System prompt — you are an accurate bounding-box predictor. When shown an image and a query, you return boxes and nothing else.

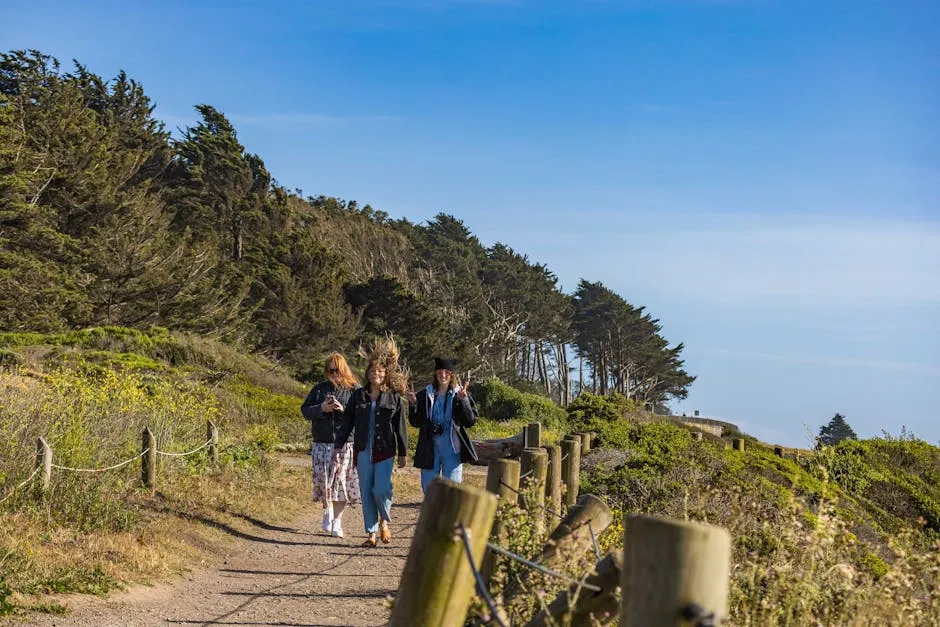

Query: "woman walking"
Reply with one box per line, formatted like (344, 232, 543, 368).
(335, 337, 408, 547)
(301, 353, 360, 538)
(407, 356, 479, 493)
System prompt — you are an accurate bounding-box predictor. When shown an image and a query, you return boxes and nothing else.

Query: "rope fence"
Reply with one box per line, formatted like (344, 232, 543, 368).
(51, 448, 151, 473)
(0, 466, 40, 505)
(156, 439, 213, 458)
(0, 420, 220, 503)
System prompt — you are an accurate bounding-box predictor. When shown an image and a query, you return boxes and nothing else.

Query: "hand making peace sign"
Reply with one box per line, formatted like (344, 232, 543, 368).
(456, 374, 471, 399)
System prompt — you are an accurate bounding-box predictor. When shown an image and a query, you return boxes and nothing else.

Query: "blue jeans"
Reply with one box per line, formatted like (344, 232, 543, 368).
(357, 451, 394, 534)
(420, 436, 463, 492)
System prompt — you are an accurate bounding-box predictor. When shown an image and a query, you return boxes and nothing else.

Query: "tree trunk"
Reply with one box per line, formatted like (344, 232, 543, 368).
(579, 352, 584, 398)
(538, 340, 551, 397)
(559, 342, 570, 406)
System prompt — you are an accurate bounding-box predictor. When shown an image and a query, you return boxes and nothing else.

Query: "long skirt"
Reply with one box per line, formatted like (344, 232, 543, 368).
(311, 442, 361, 506)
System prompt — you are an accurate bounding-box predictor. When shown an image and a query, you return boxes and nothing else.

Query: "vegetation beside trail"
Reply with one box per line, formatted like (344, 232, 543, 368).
(473, 393, 939, 626)
(0, 328, 310, 616)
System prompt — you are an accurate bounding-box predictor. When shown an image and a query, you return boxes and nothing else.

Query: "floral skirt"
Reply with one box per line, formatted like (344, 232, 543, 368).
(312, 442, 360, 506)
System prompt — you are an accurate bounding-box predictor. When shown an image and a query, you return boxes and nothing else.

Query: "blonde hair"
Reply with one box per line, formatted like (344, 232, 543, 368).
(362, 334, 408, 394)
(324, 352, 358, 390)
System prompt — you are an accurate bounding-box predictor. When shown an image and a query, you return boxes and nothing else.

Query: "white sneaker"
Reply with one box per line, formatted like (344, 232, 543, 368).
(331, 519, 344, 538)
(322, 510, 333, 533)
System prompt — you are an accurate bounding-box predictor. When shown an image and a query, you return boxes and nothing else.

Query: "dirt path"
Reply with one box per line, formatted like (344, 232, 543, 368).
(20, 464, 434, 627)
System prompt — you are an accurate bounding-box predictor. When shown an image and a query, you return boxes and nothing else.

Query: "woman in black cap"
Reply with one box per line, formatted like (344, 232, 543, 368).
(407, 356, 479, 493)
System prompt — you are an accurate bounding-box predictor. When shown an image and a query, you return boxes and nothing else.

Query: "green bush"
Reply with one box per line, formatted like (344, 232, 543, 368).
(860, 551, 889, 579)
(0, 327, 304, 398)
(469, 377, 567, 428)
(0, 576, 13, 616)
(565, 391, 639, 437)
(821, 438, 940, 533)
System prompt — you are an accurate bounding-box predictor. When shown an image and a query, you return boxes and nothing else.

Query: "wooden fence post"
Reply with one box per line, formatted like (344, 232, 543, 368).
(504, 493, 613, 607)
(732, 438, 745, 452)
(527, 549, 623, 627)
(207, 419, 219, 465)
(482, 458, 521, 583)
(35, 437, 52, 493)
(390, 479, 498, 627)
(621, 515, 731, 627)
(520, 447, 548, 534)
(543, 493, 612, 569)
(561, 437, 581, 506)
(524, 421, 542, 448)
(774, 446, 783, 457)
(485, 458, 521, 505)
(581, 432, 593, 453)
(142, 426, 156, 490)
(543, 444, 562, 516)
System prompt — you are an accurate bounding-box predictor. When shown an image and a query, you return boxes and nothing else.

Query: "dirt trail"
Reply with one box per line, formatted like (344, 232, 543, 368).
(18, 464, 435, 627)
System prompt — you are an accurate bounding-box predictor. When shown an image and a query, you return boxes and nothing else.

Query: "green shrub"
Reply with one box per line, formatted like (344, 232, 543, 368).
(220, 377, 306, 443)
(469, 377, 567, 428)
(0, 350, 21, 369)
(820, 438, 940, 533)
(566, 391, 639, 435)
(860, 551, 889, 579)
(0, 576, 13, 616)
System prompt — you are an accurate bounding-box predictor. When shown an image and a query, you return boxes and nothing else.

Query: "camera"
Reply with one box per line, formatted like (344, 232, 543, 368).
(430, 423, 444, 436)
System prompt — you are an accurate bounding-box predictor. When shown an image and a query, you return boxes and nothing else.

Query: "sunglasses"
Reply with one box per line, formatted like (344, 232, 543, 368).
(327, 367, 340, 374)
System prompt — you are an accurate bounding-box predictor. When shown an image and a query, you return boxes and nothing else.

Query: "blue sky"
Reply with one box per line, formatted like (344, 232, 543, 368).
(3, 0, 938, 447)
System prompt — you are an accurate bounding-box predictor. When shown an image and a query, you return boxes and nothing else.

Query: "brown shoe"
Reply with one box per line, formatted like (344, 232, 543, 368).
(379, 523, 391, 544)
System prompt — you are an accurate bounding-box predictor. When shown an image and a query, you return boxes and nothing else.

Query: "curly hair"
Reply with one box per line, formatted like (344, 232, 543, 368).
(362, 334, 409, 394)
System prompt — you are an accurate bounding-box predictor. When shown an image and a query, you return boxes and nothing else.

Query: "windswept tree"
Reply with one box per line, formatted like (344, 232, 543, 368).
(167, 104, 269, 261)
(0, 48, 699, 388)
(572, 280, 693, 408)
(479, 243, 572, 401)
(344, 275, 451, 373)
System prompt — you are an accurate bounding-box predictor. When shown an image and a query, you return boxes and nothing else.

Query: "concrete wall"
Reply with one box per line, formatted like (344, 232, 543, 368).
(666, 415, 739, 437)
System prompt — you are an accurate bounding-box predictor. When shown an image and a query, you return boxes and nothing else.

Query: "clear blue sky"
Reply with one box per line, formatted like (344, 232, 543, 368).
(4, 0, 938, 447)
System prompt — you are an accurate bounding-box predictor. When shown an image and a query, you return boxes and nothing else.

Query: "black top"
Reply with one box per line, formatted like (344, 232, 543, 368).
(334, 387, 408, 460)
(408, 386, 479, 468)
(301, 380, 355, 444)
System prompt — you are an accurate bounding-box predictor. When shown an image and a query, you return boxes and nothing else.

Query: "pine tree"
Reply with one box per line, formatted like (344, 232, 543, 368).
(818, 413, 858, 446)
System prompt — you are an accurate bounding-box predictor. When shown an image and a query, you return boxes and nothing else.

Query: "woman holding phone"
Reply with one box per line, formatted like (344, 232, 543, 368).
(301, 353, 360, 538)
(334, 337, 408, 547)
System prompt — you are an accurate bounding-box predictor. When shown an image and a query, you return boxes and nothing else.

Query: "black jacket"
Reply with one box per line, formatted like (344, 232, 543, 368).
(334, 387, 408, 460)
(300, 381, 354, 444)
(408, 386, 479, 469)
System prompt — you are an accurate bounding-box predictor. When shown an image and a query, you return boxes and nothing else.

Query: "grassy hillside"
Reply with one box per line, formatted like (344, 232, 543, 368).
(0, 327, 312, 616)
(568, 393, 940, 626)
